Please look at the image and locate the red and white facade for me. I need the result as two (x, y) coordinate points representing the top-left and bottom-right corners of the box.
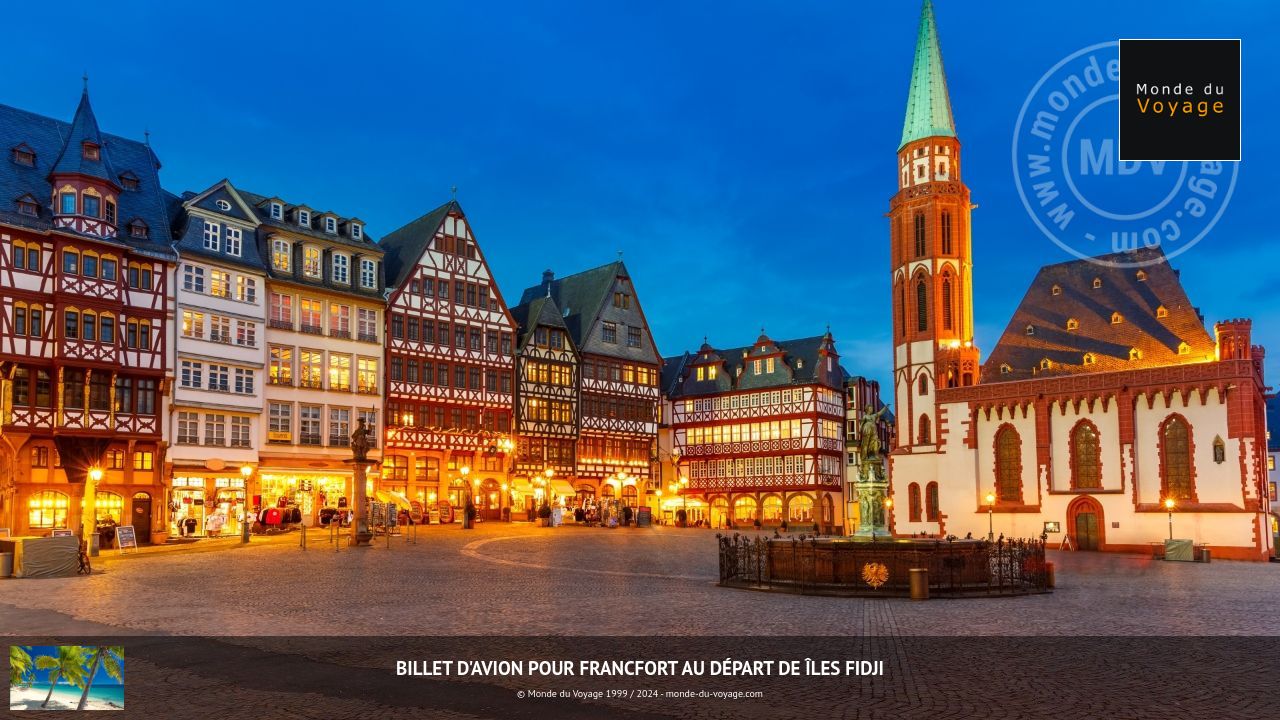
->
(380, 201), (516, 519)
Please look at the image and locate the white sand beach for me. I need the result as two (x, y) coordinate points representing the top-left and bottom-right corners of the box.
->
(9, 685), (122, 711)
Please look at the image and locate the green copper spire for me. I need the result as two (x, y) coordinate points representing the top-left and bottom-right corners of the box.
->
(899, 0), (956, 150)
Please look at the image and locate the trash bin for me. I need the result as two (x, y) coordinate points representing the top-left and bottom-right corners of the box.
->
(1199, 547), (1211, 563)
(0, 552), (13, 578)
(88, 532), (100, 558)
(908, 568), (929, 600)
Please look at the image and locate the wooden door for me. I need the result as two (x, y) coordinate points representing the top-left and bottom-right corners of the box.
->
(1076, 512), (1099, 551)
(131, 492), (152, 544)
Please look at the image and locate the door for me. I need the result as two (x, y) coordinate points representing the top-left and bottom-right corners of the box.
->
(131, 492), (152, 544)
(1076, 512), (1099, 551)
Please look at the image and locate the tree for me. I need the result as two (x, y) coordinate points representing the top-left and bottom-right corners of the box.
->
(9, 646), (33, 686)
(76, 646), (124, 711)
(34, 645), (88, 709)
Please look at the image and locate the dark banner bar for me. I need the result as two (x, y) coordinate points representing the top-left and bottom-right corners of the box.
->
(6, 636), (1276, 719)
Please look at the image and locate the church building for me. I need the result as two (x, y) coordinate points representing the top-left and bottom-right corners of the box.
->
(887, 1), (1272, 560)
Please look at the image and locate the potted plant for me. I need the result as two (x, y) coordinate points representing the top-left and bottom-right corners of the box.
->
(537, 504), (552, 527)
(675, 508), (687, 528)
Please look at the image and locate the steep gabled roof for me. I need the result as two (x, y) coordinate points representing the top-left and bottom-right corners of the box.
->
(517, 260), (625, 349)
(982, 247), (1217, 383)
(664, 335), (841, 398)
(379, 200), (455, 291)
(510, 293), (573, 351)
(900, 0), (956, 149)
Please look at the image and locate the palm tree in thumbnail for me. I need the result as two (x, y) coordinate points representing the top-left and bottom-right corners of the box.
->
(34, 645), (88, 709)
(76, 646), (124, 711)
(9, 645), (34, 686)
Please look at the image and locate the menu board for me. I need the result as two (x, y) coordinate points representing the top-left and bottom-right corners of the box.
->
(386, 503), (398, 527)
(370, 501), (385, 528)
(116, 526), (138, 554)
(636, 506), (653, 528)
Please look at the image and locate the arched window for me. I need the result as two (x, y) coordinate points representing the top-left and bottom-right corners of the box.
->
(925, 482), (940, 521)
(1212, 436), (1226, 464)
(918, 374), (929, 396)
(762, 496), (783, 523)
(27, 490), (69, 529)
(1070, 421), (1102, 489)
(898, 284), (906, 338)
(940, 211), (952, 254)
(621, 485), (638, 507)
(995, 425), (1023, 502)
(733, 496), (758, 523)
(788, 494), (814, 522)
(916, 279), (928, 332)
(914, 213), (926, 257)
(95, 491), (124, 523)
(1161, 415), (1194, 500)
(917, 414), (931, 445)
(600, 484), (615, 499)
(908, 483), (922, 522)
(941, 273), (954, 330)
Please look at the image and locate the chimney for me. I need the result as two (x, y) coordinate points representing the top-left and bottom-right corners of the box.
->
(542, 269), (554, 285)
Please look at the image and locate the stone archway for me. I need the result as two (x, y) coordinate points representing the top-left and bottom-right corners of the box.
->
(1066, 496), (1104, 551)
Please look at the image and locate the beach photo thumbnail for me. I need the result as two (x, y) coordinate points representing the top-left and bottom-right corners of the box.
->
(9, 646), (123, 711)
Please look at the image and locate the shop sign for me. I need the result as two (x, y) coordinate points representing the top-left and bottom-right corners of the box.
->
(116, 526), (138, 554)
(51, 529), (74, 537)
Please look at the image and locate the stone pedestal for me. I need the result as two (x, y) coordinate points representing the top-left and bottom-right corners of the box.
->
(345, 459), (377, 546)
(852, 480), (891, 539)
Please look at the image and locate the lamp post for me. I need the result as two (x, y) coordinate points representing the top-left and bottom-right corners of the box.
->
(1164, 497), (1176, 540)
(460, 466), (473, 529)
(542, 468), (555, 507)
(84, 466), (103, 555)
(679, 475), (689, 516)
(883, 496), (893, 536)
(986, 492), (996, 540)
(240, 465), (254, 544)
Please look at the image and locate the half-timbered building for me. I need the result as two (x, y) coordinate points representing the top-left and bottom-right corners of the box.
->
(252, 190), (384, 525)
(886, 1), (1272, 559)
(510, 288), (579, 513)
(662, 332), (846, 531)
(517, 262), (661, 509)
(165, 180), (267, 537)
(379, 201), (516, 520)
(0, 89), (175, 542)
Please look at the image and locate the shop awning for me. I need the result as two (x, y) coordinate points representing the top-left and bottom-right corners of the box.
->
(551, 480), (576, 497)
(372, 490), (412, 507)
(511, 478), (534, 493)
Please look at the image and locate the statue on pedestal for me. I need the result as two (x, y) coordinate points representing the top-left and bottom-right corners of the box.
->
(852, 405), (890, 539)
(351, 418), (371, 463)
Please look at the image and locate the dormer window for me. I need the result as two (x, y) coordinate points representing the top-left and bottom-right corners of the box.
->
(11, 144), (35, 167)
(128, 219), (149, 239)
(1066, 318), (1079, 331)
(82, 142), (100, 161)
(271, 238), (291, 272)
(118, 172), (139, 191)
(270, 202), (283, 220)
(1136, 270), (1147, 282)
(16, 195), (38, 217)
(297, 209), (311, 227)
(1156, 305), (1169, 319)
(1051, 284), (1062, 296)
(1000, 364), (1012, 374)
(59, 192), (76, 215)
(359, 258), (376, 289)
(1092, 277), (1103, 289)
(82, 194), (100, 218)
(1082, 352), (1096, 365)
(1040, 358), (1051, 370)
(1178, 342), (1191, 355)
(1111, 312), (1123, 324)
(351, 223), (363, 240)
(332, 254), (349, 284)
(1129, 348), (1143, 361)
(324, 217), (337, 234)
(1025, 325), (1035, 336)
(303, 246), (321, 278)
(216, 199), (232, 212)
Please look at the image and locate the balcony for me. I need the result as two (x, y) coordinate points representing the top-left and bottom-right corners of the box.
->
(357, 384), (379, 395)
(300, 324), (324, 336)
(268, 319), (294, 331)
(328, 436), (350, 447)
(299, 434), (323, 446)
(329, 382), (351, 392)
(268, 376), (294, 387)
(358, 332), (378, 343)
(330, 329), (351, 340)
(210, 333), (232, 345)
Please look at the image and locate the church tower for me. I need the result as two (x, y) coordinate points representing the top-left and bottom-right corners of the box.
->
(890, 0), (978, 452)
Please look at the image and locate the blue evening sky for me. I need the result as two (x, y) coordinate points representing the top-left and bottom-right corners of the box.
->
(2, 1), (1274, 391)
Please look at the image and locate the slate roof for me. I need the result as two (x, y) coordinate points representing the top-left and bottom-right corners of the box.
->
(663, 334), (841, 398)
(0, 94), (175, 259)
(510, 293), (573, 351)
(237, 188), (381, 255)
(981, 247), (1217, 383)
(517, 261), (625, 351)
(168, 180), (270, 273)
(900, 0), (956, 149)
(379, 200), (455, 291)
(51, 91), (117, 183)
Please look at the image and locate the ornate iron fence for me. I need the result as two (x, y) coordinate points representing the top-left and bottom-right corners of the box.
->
(717, 534), (1049, 597)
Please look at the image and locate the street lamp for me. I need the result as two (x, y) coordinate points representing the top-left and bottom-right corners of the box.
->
(460, 466), (473, 530)
(1164, 497), (1176, 540)
(542, 468), (555, 507)
(84, 466), (104, 550)
(985, 492), (996, 540)
(679, 474), (689, 518)
(240, 465), (254, 544)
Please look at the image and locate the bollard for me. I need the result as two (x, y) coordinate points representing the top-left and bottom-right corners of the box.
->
(908, 568), (929, 600)
(1045, 561), (1055, 588)
(299, 524), (307, 551)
